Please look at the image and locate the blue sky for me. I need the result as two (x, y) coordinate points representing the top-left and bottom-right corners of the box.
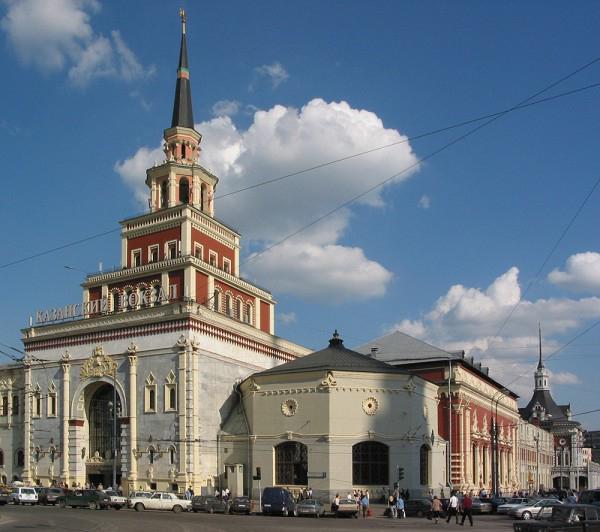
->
(2, 0), (600, 429)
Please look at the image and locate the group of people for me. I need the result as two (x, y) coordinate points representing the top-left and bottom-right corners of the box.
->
(444, 491), (474, 526)
(211, 487), (230, 500)
(296, 486), (313, 501)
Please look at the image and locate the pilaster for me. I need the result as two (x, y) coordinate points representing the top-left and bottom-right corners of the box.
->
(61, 351), (71, 484)
(22, 357), (32, 483)
(127, 343), (138, 486)
(176, 336), (188, 485)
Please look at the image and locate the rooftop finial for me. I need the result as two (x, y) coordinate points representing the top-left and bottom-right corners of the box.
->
(329, 330), (343, 348)
(179, 8), (186, 34)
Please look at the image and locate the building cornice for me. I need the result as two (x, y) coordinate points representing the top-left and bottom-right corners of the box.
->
(22, 302), (308, 361)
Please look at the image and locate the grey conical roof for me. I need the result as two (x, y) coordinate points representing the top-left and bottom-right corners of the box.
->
(256, 331), (406, 376)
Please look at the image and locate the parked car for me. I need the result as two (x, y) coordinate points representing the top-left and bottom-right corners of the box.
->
(498, 498), (533, 514)
(490, 496), (511, 512)
(191, 495), (229, 514)
(38, 487), (67, 505)
(296, 498), (325, 518)
(10, 487), (38, 505)
(471, 497), (494, 514)
(129, 491), (191, 513)
(58, 489), (110, 510)
(513, 504), (600, 531)
(334, 497), (359, 518)
(128, 490), (153, 499)
(261, 487), (296, 516)
(510, 499), (563, 520)
(579, 489), (600, 509)
(103, 489), (127, 509)
(0, 487), (11, 505)
(404, 498), (433, 518)
(229, 496), (252, 515)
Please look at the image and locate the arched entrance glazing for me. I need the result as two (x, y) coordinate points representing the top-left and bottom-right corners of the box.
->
(87, 383), (121, 487)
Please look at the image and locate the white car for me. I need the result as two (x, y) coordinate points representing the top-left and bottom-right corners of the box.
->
(129, 491), (191, 513)
(509, 498), (562, 520)
(103, 489), (127, 509)
(497, 498), (532, 514)
(10, 487), (38, 505)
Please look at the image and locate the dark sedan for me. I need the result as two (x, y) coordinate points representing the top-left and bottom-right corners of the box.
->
(191, 495), (229, 514)
(404, 498), (434, 518)
(38, 487), (67, 505)
(229, 496), (252, 514)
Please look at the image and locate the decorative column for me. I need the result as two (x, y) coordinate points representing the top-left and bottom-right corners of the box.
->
(61, 351), (71, 484)
(176, 336), (188, 486)
(22, 357), (32, 484)
(127, 344), (138, 488)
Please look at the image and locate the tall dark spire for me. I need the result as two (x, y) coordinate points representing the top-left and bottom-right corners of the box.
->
(537, 322), (543, 370)
(171, 8), (194, 129)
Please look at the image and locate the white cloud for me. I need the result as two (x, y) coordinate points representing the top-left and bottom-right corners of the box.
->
(115, 98), (418, 303)
(550, 371), (580, 385)
(1, 0), (153, 86)
(549, 252), (600, 294)
(278, 312), (297, 325)
(252, 62), (289, 89)
(114, 145), (164, 204)
(387, 267), (600, 399)
(212, 100), (241, 117)
(418, 194), (431, 209)
(245, 241), (393, 303)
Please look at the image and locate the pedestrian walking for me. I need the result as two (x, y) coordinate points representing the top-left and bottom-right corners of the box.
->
(460, 492), (473, 527)
(432, 495), (443, 524)
(360, 492), (369, 518)
(395, 495), (405, 519)
(446, 491), (459, 524)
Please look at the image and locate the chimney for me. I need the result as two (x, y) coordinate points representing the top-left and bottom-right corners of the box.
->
(370, 347), (379, 359)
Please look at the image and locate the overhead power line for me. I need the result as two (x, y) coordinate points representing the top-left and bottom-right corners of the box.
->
(243, 57), (600, 265)
(0, 76), (599, 273)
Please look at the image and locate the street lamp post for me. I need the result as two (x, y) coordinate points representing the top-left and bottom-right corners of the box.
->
(490, 388), (507, 496)
(533, 434), (540, 494)
(112, 368), (117, 489)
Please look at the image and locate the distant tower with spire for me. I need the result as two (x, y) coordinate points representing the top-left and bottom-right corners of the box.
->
(534, 323), (550, 391)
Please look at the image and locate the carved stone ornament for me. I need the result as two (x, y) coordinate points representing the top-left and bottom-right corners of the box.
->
(61, 350), (71, 363)
(362, 396), (379, 416)
(127, 342), (138, 355)
(404, 377), (416, 396)
(80, 346), (117, 380)
(248, 379), (261, 392)
(319, 371), (337, 388)
(281, 398), (298, 417)
(176, 335), (190, 348)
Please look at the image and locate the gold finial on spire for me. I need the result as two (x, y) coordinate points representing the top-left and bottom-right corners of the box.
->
(179, 8), (186, 34)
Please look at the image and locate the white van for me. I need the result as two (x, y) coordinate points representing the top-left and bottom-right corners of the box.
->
(10, 487), (38, 505)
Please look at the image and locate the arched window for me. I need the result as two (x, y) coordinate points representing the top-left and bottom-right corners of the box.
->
(0, 450), (4, 467)
(160, 181), (168, 208)
(352, 441), (388, 485)
(179, 178), (189, 204)
(275, 442), (308, 485)
(112, 291), (121, 312)
(16, 449), (24, 467)
(245, 303), (252, 324)
(149, 447), (155, 465)
(201, 184), (207, 212)
(213, 290), (220, 312)
(420, 445), (430, 485)
(226, 294), (232, 316)
(169, 386), (176, 410)
(236, 298), (243, 320)
(169, 447), (176, 465)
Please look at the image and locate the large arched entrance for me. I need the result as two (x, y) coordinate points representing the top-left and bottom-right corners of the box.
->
(87, 383), (121, 488)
